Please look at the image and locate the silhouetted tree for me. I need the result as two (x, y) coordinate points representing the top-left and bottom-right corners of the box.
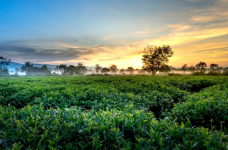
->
(109, 64), (118, 75)
(181, 64), (188, 74)
(0, 56), (11, 68)
(57, 64), (68, 76)
(15, 68), (20, 75)
(210, 63), (219, 72)
(21, 62), (34, 75)
(75, 63), (87, 76)
(0, 56), (11, 76)
(120, 68), (125, 75)
(127, 67), (134, 75)
(142, 45), (174, 76)
(68, 65), (76, 75)
(101, 68), (110, 74)
(188, 65), (196, 74)
(138, 69), (146, 75)
(224, 67), (228, 72)
(40, 65), (48, 72)
(196, 62), (207, 72)
(95, 64), (102, 74)
(159, 65), (171, 74)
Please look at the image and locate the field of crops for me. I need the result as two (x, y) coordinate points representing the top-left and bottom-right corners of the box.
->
(0, 76), (228, 149)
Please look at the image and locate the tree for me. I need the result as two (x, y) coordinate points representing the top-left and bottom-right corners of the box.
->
(210, 63), (219, 72)
(95, 64), (102, 74)
(224, 67), (228, 72)
(196, 62), (207, 72)
(188, 65), (196, 74)
(181, 64), (188, 74)
(0, 67), (9, 76)
(109, 64), (118, 75)
(142, 45), (174, 76)
(159, 65), (171, 74)
(0, 56), (11, 76)
(101, 68), (110, 74)
(15, 68), (20, 75)
(68, 65), (76, 75)
(75, 63), (87, 76)
(126, 67), (134, 75)
(57, 64), (68, 76)
(138, 69), (146, 75)
(120, 68), (125, 75)
(40, 65), (48, 73)
(0, 56), (11, 68)
(21, 62), (34, 75)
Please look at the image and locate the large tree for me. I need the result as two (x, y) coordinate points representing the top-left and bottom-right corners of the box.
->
(109, 64), (118, 75)
(142, 45), (174, 76)
(95, 64), (102, 74)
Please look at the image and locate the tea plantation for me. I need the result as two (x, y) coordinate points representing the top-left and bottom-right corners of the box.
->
(0, 76), (228, 149)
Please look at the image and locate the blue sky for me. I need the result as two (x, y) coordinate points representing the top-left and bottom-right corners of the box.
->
(0, 0), (228, 68)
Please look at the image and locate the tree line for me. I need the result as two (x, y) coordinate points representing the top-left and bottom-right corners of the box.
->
(1, 44), (228, 76)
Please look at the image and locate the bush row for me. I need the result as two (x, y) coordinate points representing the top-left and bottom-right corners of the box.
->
(0, 105), (228, 150)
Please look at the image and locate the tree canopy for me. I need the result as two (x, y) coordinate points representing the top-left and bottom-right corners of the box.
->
(126, 67), (134, 75)
(142, 45), (174, 76)
(101, 68), (110, 74)
(196, 62), (207, 72)
(95, 64), (102, 74)
(109, 64), (118, 75)
(0, 56), (11, 68)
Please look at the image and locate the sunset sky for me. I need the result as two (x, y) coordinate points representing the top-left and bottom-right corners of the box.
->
(0, 0), (228, 68)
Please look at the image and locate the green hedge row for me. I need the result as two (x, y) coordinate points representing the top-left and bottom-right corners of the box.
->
(0, 105), (228, 150)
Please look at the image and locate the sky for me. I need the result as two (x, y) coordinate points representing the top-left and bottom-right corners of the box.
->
(0, 0), (228, 68)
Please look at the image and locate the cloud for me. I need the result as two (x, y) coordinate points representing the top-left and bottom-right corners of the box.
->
(0, 44), (97, 63)
(187, 0), (208, 2)
(100, 57), (122, 61)
(168, 24), (191, 32)
(191, 0), (228, 23)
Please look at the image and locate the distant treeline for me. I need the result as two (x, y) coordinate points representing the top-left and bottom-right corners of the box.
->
(1, 56), (228, 77)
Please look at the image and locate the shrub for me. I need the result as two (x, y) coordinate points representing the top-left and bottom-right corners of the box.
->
(222, 71), (228, 76)
(192, 71), (205, 76)
(206, 71), (220, 76)
(168, 73), (182, 76)
(0, 105), (227, 149)
(166, 83), (228, 130)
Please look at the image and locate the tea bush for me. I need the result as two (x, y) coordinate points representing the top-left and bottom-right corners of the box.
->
(167, 83), (228, 130)
(0, 105), (228, 149)
(0, 76), (228, 149)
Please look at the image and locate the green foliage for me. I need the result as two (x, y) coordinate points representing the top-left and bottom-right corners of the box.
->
(192, 71), (205, 76)
(167, 83), (228, 130)
(222, 71), (228, 76)
(0, 76), (228, 149)
(0, 105), (227, 149)
(168, 73), (182, 76)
